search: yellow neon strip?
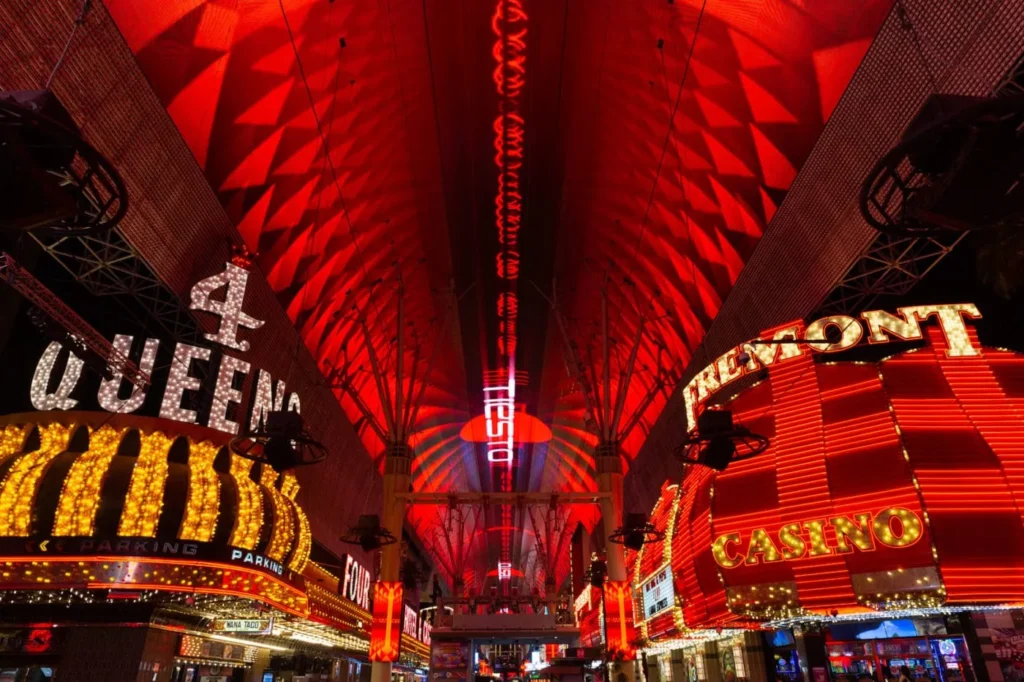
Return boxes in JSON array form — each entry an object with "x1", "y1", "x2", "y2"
[
  {"x1": 179, "y1": 440, "x2": 221, "y2": 542},
  {"x1": 280, "y1": 472, "x2": 311, "y2": 573},
  {"x1": 228, "y1": 455, "x2": 262, "y2": 549},
  {"x1": 262, "y1": 467, "x2": 294, "y2": 562},
  {"x1": 53, "y1": 426, "x2": 127, "y2": 536},
  {"x1": 118, "y1": 431, "x2": 173, "y2": 537},
  {"x1": 0, "y1": 423, "x2": 74, "y2": 536},
  {"x1": 0, "y1": 425, "x2": 27, "y2": 467}
]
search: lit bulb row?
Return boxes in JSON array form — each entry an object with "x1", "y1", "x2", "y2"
[
  {"x1": 0, "y1": 425, "x2": 26, "y2": 465},
  {"x1": 262, "y1": 468, "x2": 294, "y2": 562},
  {"x1": 0, "y1": 559, "x2": 307, "y2": 612},
  {"x1": 53, "y1": 426, "x2": 127, "y2": 536},
  {"x1": 0, "y1": 423, "x2": 73, "y2": 536},
  {"x1": 179, "y1": 440, "x2": 221, "y2": 542},
  {"x1": 279, "y1": 474, "x2": 310, "y2": 572},
  {"x1": 118, "y1": 431, "x2": 173, "y2": 537},
  {"x1": 229, "y1": 456, "x2": 263, "y2": 549},
  {"x1": 30, "y1": 342, "x2": 83, "y2": 410}
]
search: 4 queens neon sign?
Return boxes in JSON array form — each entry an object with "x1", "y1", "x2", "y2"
[
  {"x1": 483, "y1": 372, "x2": 516, "y2": 463},
  {"x1": 28, "y1": 261, "x2": 302, "y2": 435}
]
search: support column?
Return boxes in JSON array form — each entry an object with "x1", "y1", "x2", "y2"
[
  {"x1": 598, "y1": 444, "x2": 635, "y2": 681},
  {"x1": 371, "y1": 443, "x2": 411, "y2": 682},
  {"x1": 597, "y1": 444, "x2": 626, "y2": 581}
]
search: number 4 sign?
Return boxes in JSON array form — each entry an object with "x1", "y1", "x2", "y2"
[{"x1": 190, "y1": 262, "x2": 265, "y2": 352}]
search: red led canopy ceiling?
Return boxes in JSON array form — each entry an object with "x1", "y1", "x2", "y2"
[{"x1": 102, "y1": 0, "x2": 893, "y2": 588}]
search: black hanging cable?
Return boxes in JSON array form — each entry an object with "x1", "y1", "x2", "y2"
[
  {"x1": 45, "y1": 0, "x2": 92, "y2": 89},
  {"x1": 623, "y1": 0, "x2": 708, "y2": 285},
  {"x1": 894, "y1": 0, "x2": 941, "y2": 98}
]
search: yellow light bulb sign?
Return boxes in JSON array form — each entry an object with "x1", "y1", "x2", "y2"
[{"x1": 712, "y1": 507, "x2": 924, "y2": 568}]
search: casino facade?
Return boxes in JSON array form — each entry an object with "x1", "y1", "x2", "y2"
[
  {"x1": 1, "y1": 2, "x2": 1023, "y2": 682},
  {"x1": 619, "y1": 309, "x2": 1024, "y2": 682},
  {"x1": 0, "y1": 409, "x2": 431, "y2": 681}
]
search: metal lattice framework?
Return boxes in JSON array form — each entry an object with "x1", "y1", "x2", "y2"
[
  {"x1": 814, "y1": 232, "x2": 966, "y2": 316},
  {"x1": 815, "y1": 52, "x2": 1024, "y2": 317},
  {"x1": 0, "y1": 250, "x2": 149, "y2": 387},
  {"x1": 31, "y1": 230, "x2": 202, "y2": 344}
]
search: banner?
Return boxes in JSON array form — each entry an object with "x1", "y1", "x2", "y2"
[
  {"x1": 369, "y1": 582, "x2": 404, "y2": 662},
  {"x1": 603, "y1": 581, "x2": 637, "y2": 661}
]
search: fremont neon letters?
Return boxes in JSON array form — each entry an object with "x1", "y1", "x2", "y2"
[
  {"x1": 683, "y1": 303, "x2": 981, "y2": 431},
  {"x1": 712, "y1": 507, "x2": 924, "y2": 568}
]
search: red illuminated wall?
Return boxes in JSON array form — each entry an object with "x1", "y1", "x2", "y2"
[{"x1": 636, "y1": 323, "x2": 1024, "y2": 632}]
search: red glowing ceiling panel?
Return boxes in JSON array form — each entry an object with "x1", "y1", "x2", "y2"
[
  {"x1": 103, "y1": 0, "x2": 474, "y2": 495},
  {"x1": 540, "y1": 0, "x2": 892, "y2": 492}
]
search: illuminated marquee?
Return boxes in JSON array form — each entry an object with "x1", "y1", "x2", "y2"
[
  {"x1": 639, "y1": 565, "x2": 675, "y2": 620},
  {"x1": 402, "y1": 604, "x2": 432, "y2": 645},
  {"x1": 28, "y1": 261, "x2": 303, "y2": 434},
  {"x1": 342, "y1": 554, "x2": 372, "y2": 610},
  {"x1": 712, "y1": 508, "x2": 924, "y2": 568},
  {"x1": 682, "y1": 303, "x2": 981, "y2": 430}
]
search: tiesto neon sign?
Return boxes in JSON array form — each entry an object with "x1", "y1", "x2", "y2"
[
  {"x1": 484, "y1": 373, "x2": 516, "y2": 463},
  {"x1": 712, "y1": 507, "x2": 924, "y2": 568},
  {"x1": 683, "y1": 303, "x2": 981, "y2": 431},
  {"x1": 28, "y1": 261, "x2": 302, "y2": 434}
]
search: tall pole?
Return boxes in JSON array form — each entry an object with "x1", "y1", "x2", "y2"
[
  {"x1": 596, "y1": 446, "x2": 626, "y2": 582},
  {"x1": 371, "y1": 442, "x2": 411, "y2": 682},
  {"x1": 601, "y1": 288, "x2": 611, "y2": 442},
  {"x1": 395, "y1": 284, "x2": 404, "y2": 441}
]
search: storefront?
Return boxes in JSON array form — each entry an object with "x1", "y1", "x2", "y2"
[
  {"x1": 0, "y1": 412, "x2": 373, "y2": 682},
  {"x1": 821, "y1": 618, "x2": 972, "y2": 682},
  {"x1": 628, "y1": 305, "x2": 1024, "y2": 682}
]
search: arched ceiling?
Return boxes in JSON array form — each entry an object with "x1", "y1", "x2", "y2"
[{"x1": 103, "y1": 0, "x2": 893, "y2": 587}]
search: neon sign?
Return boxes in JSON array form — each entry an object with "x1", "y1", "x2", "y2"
[
  {"x1": 497, "y1": 561, "x2": 512, "y2": 580},
  {"x1": 342, "y1": 554, "x2": 372, "y2": 610},
  {"x1": 711, "y1": 507, "x2": 924, "y2": 568},
  {"x1": 28, "y1": 261, "x2": 302, "y2": 434},
  {"x1": 484, "y1": 373, "x2": 516, "y2": 463},
  {"x1": 683, "y1": 303, "x2": 981, "y2": 431},
  {"x1": 491, "y1": 0, "x2": 528, "y2": 575},
  {"x1": 639, "y1": 565, "x2": 675, "y2": 620},
  {"x1": 492, "y1": 0, "x2": 526, "y2": 362}
]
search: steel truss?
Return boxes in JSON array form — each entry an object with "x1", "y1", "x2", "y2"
[
  {"x1": 814, "y1": 233, "x2": 965, "y2": 316},
  {"x1": 31, "y1": 229, "x2": 202, "y2": 344},
  {"x1": 815, "y1": 52, "x2": 1024, "y2": 317}
]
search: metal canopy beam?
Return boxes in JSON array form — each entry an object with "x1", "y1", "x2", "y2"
[{"x1": 396, "y1": 492, "x2": 610, "y2": 505}]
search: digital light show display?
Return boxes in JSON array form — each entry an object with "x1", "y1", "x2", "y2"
[{"x1": 640, "y1": 565, "x2": 676, "y2": 620}]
